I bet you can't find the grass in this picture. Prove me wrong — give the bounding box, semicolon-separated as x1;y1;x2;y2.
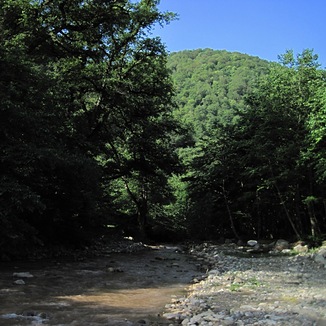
230;277;263;292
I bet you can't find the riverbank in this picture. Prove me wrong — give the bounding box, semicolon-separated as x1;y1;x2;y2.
162;242;326;326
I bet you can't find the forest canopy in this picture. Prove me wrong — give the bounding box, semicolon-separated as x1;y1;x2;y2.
167;49;270;137
0;0;182;257
168;48;326;242
1;1;326;259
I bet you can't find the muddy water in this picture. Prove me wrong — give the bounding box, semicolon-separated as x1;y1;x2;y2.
0;245;200;325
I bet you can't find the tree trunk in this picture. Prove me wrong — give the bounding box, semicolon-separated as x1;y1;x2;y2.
274;183;301;240
294;184;303;236
137;198;148;239
222;180;241;240
306;200;321;238
123;178;148;239
255;191;262;239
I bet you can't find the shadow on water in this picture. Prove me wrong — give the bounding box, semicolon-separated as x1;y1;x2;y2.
0;245;200;325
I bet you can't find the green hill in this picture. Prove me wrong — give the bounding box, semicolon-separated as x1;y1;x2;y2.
167;49;270;137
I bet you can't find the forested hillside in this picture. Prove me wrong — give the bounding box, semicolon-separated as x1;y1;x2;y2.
168;49;326;243
167;49;270;137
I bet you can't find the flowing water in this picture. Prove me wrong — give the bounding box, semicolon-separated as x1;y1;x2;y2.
0;245;200;325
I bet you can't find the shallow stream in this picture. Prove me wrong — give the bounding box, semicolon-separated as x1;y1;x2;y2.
0;245;200;325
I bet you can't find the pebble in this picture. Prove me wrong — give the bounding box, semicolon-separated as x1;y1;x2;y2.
162;242;326;325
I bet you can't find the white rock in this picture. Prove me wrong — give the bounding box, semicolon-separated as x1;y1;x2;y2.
1;313;20;319
293;244;308;253
247;240;258;246
163;312;181;320
13;272;34;278
13;279;25;285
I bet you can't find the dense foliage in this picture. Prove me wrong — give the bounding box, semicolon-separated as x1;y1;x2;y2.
0;0;182;257
167;49;269;137
1;1;326;258
174;49;326;242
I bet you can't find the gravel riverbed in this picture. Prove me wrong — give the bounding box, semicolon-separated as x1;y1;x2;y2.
162;242;326;326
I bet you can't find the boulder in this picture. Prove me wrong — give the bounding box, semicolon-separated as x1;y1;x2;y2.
314;247;326;267
293;243;309;253
274;239;290;251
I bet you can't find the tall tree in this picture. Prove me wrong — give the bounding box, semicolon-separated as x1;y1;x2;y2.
184;50;326;241
238;50;326;239
0;0;179;255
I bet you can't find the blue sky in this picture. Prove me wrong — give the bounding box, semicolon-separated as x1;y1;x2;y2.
153;0;326;67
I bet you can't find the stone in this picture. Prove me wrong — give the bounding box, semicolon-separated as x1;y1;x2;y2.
314;247;326;267
189;314;203;324
162;312;181;320
208;269;219;275
274;239;290;251
247;240;258;247
13;272;34;278
293;244;309;253
107;267;123;273
222;316;235;325
13;279;25;285
181;318;190;325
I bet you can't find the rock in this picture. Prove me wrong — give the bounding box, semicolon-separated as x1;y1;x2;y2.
314;247;326;267
13;279;25;285
293;244;309;253
162;312;181;320
208;269;219;275
247;240;258;247
13;272;34;278
222;316;235;325
274;239;290;251
246;242;263;253
1;313;20;319
107;267;123;273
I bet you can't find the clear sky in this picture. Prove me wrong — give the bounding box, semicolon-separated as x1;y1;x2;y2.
153;0;326;67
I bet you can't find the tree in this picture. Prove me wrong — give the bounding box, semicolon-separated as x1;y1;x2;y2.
0;0;180;256
229;50;326;239
183;50;326;241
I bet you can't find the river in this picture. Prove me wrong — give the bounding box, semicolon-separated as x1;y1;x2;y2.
0;245;200;325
